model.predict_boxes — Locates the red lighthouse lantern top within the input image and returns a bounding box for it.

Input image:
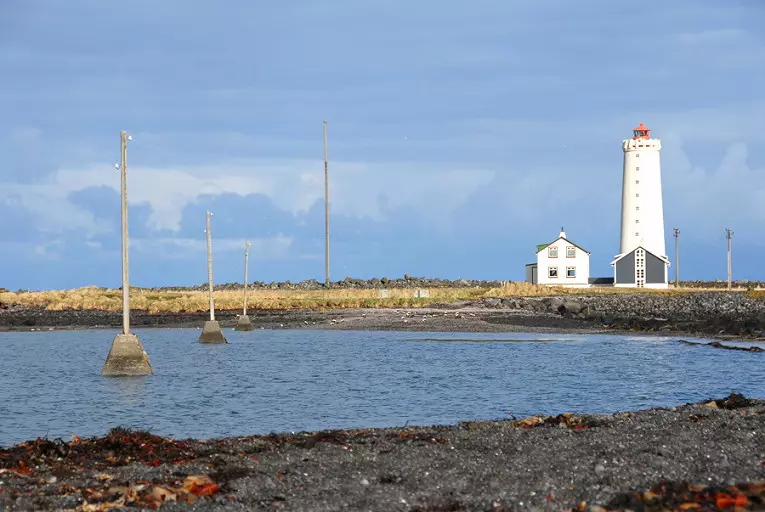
[632,123,651,140]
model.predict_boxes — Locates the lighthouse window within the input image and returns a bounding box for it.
[566,267,576,278]
[636,193,640,197]
[635,180,640,184]
[548,267,558,278]
[635,232,640,237]
[636,219,640,224]
[636,166,640,170]
[548,246,558,258]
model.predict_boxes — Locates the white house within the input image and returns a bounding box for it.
[526,227,591,287]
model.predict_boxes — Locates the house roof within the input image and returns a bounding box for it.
[535,237,591,255]
[610,245,670,266]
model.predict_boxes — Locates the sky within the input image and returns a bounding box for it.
[1,0,764,290]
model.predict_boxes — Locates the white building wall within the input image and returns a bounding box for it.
[620,137,667,259]
[536,238,590,286]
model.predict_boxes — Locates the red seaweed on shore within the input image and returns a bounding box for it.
[512,412,607,430]
[570,479,765,511]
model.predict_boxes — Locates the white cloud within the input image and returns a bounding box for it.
[1,184,111,238]
[3,159,494,233]
[130,235,293,260]
[662,141,765,239]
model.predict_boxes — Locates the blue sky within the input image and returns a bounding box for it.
[1,0,764,290]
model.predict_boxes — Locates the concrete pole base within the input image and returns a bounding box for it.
[234,314,254,331]
[199,320,228,343]
[102,333,153,376]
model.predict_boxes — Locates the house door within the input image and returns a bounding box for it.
[635,248,645,288]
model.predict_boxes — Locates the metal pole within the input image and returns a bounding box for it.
[676,230,679,288]
[726,228,733,289]
[207,211,215,321]
[323,120,330,287]
[120,131,130,335]
[243,240,251,316]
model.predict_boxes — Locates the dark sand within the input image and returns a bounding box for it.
[1,395,763,511]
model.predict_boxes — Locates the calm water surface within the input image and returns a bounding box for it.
[1,329,763,446]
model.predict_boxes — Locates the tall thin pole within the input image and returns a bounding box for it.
[323,120,330,287]
[675,229,679,287]
[120,131,130,335]
[726,228,733,289]
[206,211,215,321]
[243,240,251,316]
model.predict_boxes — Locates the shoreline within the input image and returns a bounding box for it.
[1,395,763,510]
[3,301,765,343]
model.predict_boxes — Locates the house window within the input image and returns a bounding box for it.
[566,267,576,278]
[566,246,576,258]
[548,267,558,278]
[548,246,558,258]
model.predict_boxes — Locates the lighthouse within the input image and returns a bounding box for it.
[611,123,670,288]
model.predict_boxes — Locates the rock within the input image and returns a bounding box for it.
[560,300,583,316]
[483,298,501,308]
[542,297,565,312]
[500,298,519,309]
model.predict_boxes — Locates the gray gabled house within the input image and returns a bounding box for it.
[610,245,669,289]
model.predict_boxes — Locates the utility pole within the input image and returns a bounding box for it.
[120,131,131,335]
[324,120,330,287]
[243,240,251,316]
[199,210,227,342]
[673,228,679,288]
[102,130,152,376]
[234,240,254,331]
[726,228,733,289]
[206,211,215,321]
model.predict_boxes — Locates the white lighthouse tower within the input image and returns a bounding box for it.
[611,123,670,288]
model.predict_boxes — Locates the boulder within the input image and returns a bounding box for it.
[501,298,519,309]
[560,300,583,316]
[483,298,502,308]
[542,297,565,313]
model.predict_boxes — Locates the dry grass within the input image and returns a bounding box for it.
[0,282,758,314]
[0,286,484,314]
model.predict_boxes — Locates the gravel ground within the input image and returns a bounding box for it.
[1,395,763,511]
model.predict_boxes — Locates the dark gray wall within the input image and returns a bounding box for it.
[646,252,666,283]
[615,251,635,284]
[526,264,537,284]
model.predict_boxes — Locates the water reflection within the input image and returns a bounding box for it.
[104,376,148,405]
